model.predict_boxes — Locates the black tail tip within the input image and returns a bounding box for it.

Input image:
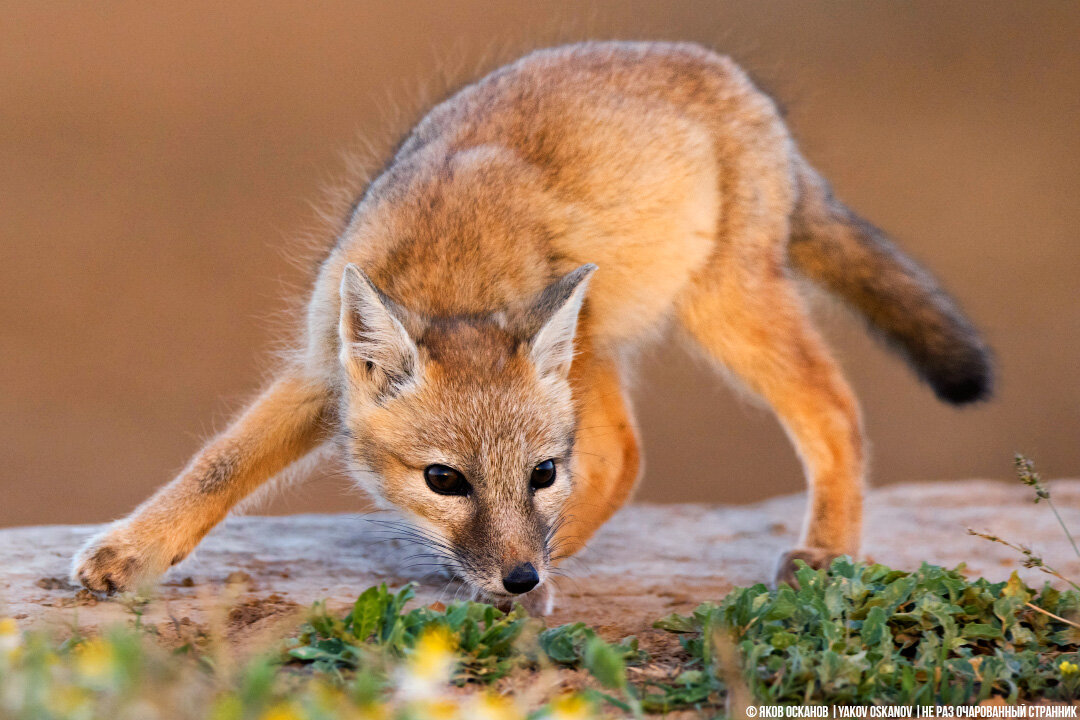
[927,351,994,405]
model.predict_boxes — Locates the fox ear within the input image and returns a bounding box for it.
[524,264,597,379]
[338,264,421,395]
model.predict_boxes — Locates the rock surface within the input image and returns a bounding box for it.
[2,480,1079,645]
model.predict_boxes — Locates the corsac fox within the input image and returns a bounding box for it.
[73,41,992,613]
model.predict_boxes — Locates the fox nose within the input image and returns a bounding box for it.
[502,562,539,594]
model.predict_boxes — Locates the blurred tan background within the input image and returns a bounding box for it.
[2,2,1078,527]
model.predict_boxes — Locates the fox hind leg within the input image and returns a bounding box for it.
[676,249,865,586]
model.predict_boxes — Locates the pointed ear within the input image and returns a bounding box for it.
[338,264,421,395]
[524,264,597,379]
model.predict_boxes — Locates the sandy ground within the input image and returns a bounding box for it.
[3,480,1079,647]
[3,480,1078,714]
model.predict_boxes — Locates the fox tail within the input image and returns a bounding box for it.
[788,158,993,405]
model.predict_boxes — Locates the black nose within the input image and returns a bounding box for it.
[502,562,539,594]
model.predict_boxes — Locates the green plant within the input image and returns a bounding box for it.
[648,603,728,713]
[538,621,643,667]
[657,557,1080,706]
[286,583,541,683]
[286,583,649,715]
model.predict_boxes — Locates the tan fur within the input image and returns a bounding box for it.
[73,41,989,605]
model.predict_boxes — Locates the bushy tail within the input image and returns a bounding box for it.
[788,159,993,404]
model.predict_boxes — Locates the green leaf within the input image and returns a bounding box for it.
[287,645,330,661]
[764,587,799,621]
[861,606,889,645]
[652,613,698,633]
[1003,572,1033,601]
[770,631,798,649]
[583,635,627,690]
[961,623,1002,640]
[539,622,591,665]
[349,584,388,641]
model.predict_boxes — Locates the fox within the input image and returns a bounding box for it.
[72,41,992,613]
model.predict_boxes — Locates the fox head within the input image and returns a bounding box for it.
[335,262,596,600]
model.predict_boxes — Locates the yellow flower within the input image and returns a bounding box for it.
[543,694,593,720]
[346,704,390,720]
[1060,660,1079,675]
[0,617,20,658]
[397,626,459,700]
[75,637,114,680]
[469,692,519,720]
[260,702,304,720]
[410,626,457,681]
[410,698,459,720]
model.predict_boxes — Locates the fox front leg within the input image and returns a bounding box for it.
[72,373,332,594]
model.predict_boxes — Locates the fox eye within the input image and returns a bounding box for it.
[530,459,556,490]
[424,464,471,496]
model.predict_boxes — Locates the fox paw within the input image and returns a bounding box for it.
[71,527,163,595]
[773,547,840,589]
